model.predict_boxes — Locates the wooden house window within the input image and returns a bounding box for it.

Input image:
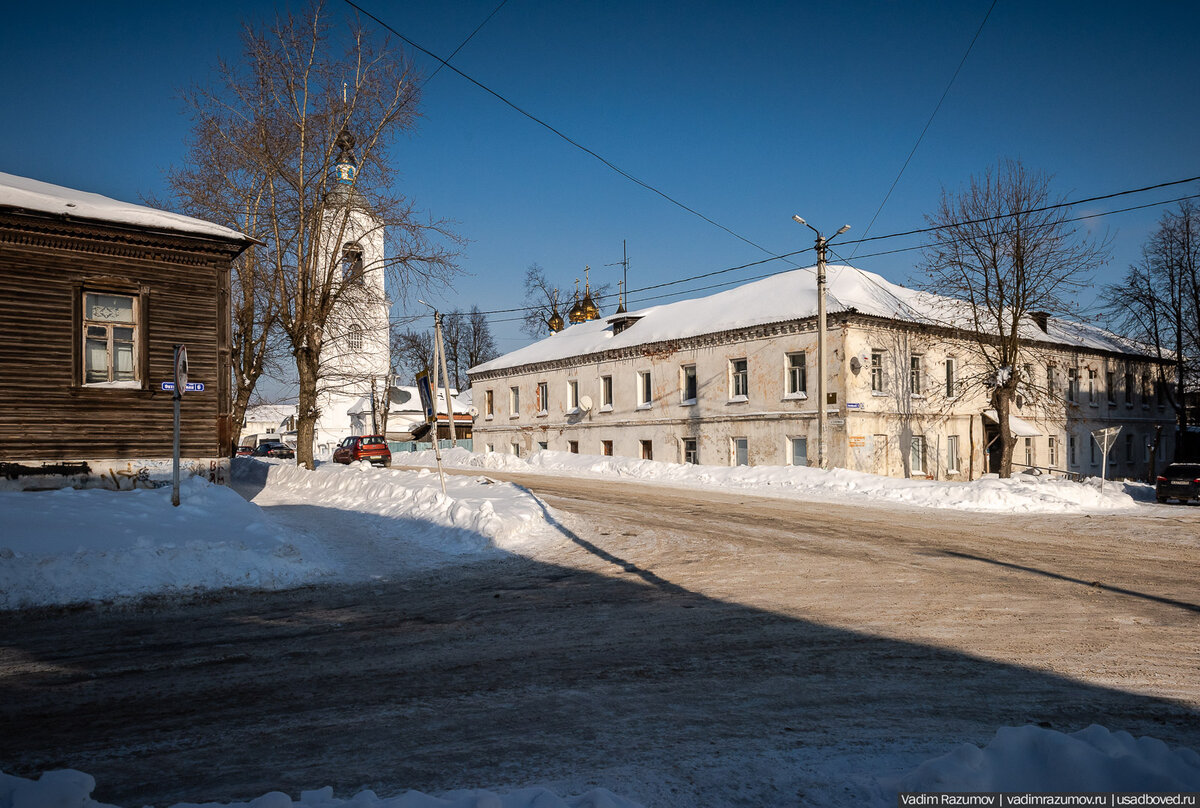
[83,292,139,385]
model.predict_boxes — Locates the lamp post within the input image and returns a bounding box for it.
[792,215,850,470]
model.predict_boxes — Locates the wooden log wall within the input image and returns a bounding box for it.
[0,211,242,462]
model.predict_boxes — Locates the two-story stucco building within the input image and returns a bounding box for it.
[469,265,1176,480]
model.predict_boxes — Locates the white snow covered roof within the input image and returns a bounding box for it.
[243,404,296,425]
[0,171,251,243]
[471,264,1152,375]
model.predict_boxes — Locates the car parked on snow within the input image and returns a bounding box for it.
[1155,463,1200,504]
[251,442,295,459]
[332,435,392,467]
[235,445,254,457]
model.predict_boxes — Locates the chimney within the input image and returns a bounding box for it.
[1031,311,1049,333]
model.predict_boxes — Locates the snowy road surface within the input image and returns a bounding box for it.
[2,473,1198,807]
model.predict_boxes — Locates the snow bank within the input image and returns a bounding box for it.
[0,769,642,808]
[241,459,555,557]
[395,449,1143,514]
[890,724,1200,794]
[0,475,334,610]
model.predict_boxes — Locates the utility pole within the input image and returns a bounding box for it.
[605,240,630,311]
[433,310,458,448]
[792,216,850,470]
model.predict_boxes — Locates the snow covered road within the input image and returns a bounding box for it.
[2,472,1197,807]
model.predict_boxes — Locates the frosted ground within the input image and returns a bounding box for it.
[2,455,1198,806]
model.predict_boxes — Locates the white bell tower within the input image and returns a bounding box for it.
[311,123,392,455]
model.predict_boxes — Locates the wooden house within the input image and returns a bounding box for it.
[0,172,253,489]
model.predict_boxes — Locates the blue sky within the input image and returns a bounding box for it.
[3,0,1198,378]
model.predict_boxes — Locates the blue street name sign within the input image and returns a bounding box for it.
[161,382,205,392]
[846,402,863,409]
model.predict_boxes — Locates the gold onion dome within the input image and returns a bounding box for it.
[547,308,565,333]
[580,283,600,321]
[567,294,587,324]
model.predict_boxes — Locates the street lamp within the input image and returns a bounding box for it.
[792,215,851,470]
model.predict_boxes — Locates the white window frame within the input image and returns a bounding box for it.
[789,436,808,467]
[1088,368,1098,405]
[870,351,885,393]
[600,374,613,411]
[509,386,520,418]
[637,370,652,408]
[1024,436,1034,468]
[946,434,960,473]
[1067,367,1079,403]
[910,354,923,396]
[536,381,548,415]
[484,389,494,420]
[785,352,807,399]
[681,437,698,464]
[1069,434,1077,466]
[639,439,653,460]
[681,364,698,405]
[601,439,614,456]
[729,358,748,401]
[731,436,749,466]
[83,291,140,387]
[910,435,925,475]
[567,379,579,412]
[945,358,957,398]
[1048,436,1058,468]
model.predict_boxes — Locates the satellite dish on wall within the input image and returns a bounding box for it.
[468,406,479,418]
[579,395,594,412]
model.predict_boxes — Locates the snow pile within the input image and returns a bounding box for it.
[241,459,554,558]
[395,449,1143,514]
[0,475,334,610]
[890,724,1200,794]
[0,769,642,808]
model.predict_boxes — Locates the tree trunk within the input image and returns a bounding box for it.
[231,386,254,453]
[295,348,321,469]
[993,389,1017,478]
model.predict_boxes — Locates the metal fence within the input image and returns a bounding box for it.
[389,439,472,455]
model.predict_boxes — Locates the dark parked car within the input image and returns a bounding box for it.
[1155,463,1200,504]
[235,445,254,457]
[252,442,295,459]
[333,435,392,467]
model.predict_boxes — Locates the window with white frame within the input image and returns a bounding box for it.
[486,443,494,453]
[910,355,923,395]
[601,375,613,410]
[910,435,925,475]
[536,381,548,414]
[1048,436,1058,468]
[511,442,520,457]
[732,437,749,466]
[1090,434,1098,465]
[947,434,960,472]
[1047,365,1056,397]
[1088,368,1097,404]
[1069,434,1077,465]
[730,358,748,399]
[681,364,697,404]
[640,439,653,460]
[1024,437,1034,467]
[601,439,614,456]
[568,379,579,411]
[637,371,652,407]
[83,292,139,385]
[485,389,494,419]
[1067,367,1079,403]
[346,323,363,352]
[944,358,957,397]
[871,351,884,392]
[509,386,520,417]
[790,436,808,467]
[1106,371,1116,405]
[786,352,807,397]
[682,437,698,464]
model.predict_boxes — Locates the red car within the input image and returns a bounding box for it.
[333,435,392,467]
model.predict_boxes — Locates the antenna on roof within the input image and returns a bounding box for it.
[605,239,630,311]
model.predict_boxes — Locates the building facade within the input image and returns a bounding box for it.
[469,266,1176,480]
[0,172,251,488]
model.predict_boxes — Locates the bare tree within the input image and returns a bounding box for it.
[461,305,499,373]
[181,2,463,467]
[918,159,1108,477]
[521,263,560,338]
[391,327,434,385]
[1102,200,1200,459]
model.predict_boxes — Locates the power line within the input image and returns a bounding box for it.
[343,0,798,265]
[850,0,998,258]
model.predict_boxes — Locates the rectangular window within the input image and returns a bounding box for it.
[1090,435,1098,465]
[485,389,494,419]
[871,351,884,392]
[486,443,494,453]
[786,352,807,396]
[83,292,138,385]
[1069,434,1077,466]
[681,364,698,404]
[1067,368,1079,403]
[732,437,749,466]
[538,441,548,451]
[637,371,652,407]
[509,386,520,417]
[1106,371,1116,405]
[947,435,960,472]
[1125,433,1134,463]
[682,437,698,464]
[601,375,613,409]
[910,435,925,475]
[944,358,957,398]
[640,439,653,460]
[1088,369,1097,404]
[568,440,579,454]
[790,437,808,467]
[568,379,579,410]
[601,439,614,456]
[730,358,748,399]
[910,355,923,395]
[1024,437,1034,467]
[536,381,548,414]
[1047,365,1056,397]
[511,442,520,457]
[1154,379,1166,409]
[1125,371,1134,405]
[1049,436,1058,468]
[1141,374,1149,407]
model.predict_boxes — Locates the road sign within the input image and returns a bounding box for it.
[415,369,435,422]
[161,382,205,392]
[174,345,188,397]
[848,436,866,447]
[829,417,846,427]
[846,402,863,409]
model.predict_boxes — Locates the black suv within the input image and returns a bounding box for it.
[1155,463,1200,504]
[252,442,295,459]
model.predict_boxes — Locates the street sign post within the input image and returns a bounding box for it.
[172,345,188,507]
[1091,426,1122,493]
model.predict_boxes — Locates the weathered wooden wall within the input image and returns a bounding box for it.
[0,211,240,462]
